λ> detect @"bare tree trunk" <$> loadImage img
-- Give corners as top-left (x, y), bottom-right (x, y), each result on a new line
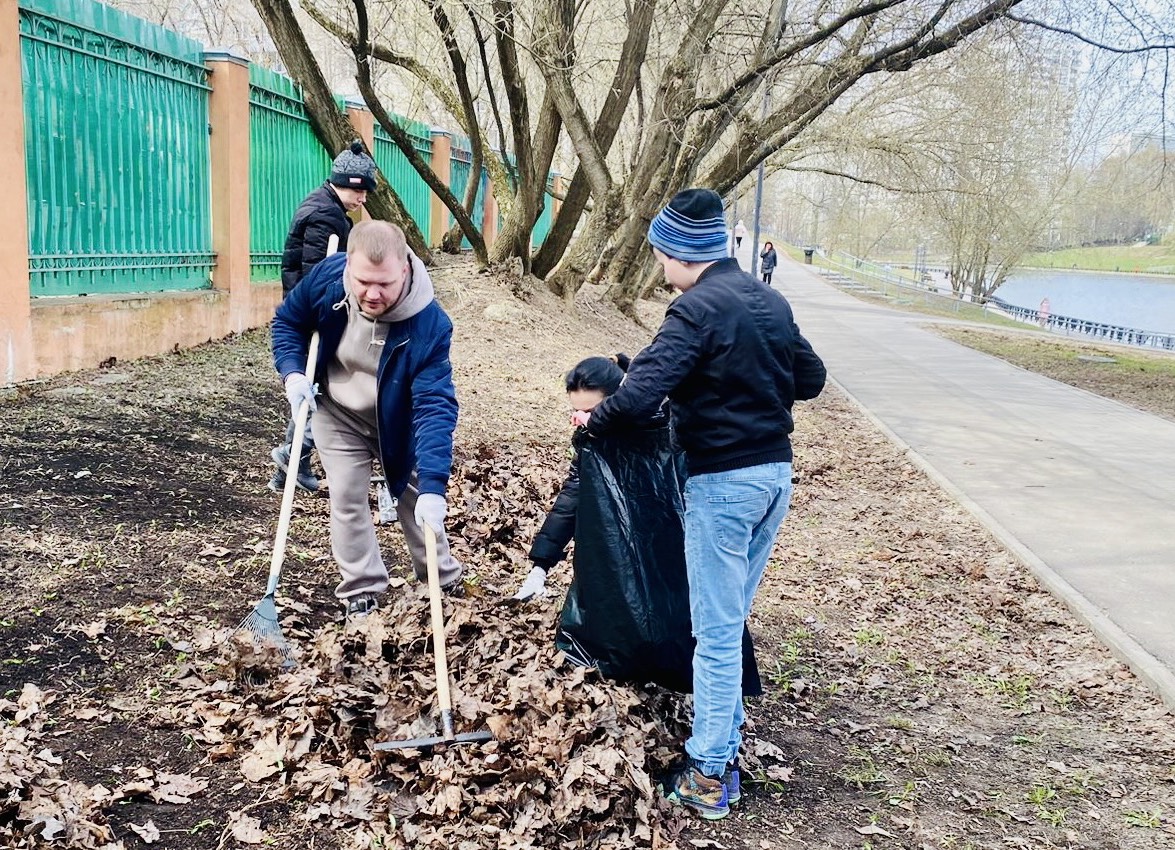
top-left (250, 0), bottom-right (432, 261)
top-left (531, 0), bottom-right (657, 278)
top-left (351, 0), bottom-right (487, 263)
top-left (546, 188), bottom-right (626, 300)
top-left (605, 148), bottom-right (684, 309)
top-left (487, 0), bottom-right (538, 272)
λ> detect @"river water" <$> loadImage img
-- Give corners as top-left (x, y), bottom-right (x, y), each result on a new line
top-left (995, 269), bottom-right (1175, 334)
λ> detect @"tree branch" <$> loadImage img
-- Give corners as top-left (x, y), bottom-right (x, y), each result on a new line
top-left (303, 1), bottom-right (459, 114)
top-left (1005, 12), bottom-right (1175, 53)
top-left (459, 0), bottom-right (511, 160)
top-left (693, 0), bottom-right (907, 113)
top-left (250, 0), bottom-right (431, 260)
top-left (350, 0), bottom-right (487, 261)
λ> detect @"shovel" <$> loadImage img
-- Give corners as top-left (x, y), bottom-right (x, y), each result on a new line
top-left (374, 525), bottom-right (494, 751)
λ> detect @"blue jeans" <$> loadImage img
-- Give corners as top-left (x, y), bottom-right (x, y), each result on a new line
top-left (683, 462), bottom-right (793, 777)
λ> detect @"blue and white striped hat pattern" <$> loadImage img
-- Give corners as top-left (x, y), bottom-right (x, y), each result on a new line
top-left (647, 188), bottom-right (729, 262)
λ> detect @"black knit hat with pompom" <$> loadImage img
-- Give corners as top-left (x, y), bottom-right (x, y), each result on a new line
top-left (329, 140), bottom-right (377, 191)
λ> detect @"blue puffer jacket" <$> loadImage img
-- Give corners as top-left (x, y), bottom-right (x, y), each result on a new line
top-left (271, 252), bottom-right (458, 497)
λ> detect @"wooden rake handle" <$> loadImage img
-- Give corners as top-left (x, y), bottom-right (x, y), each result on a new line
top-left (424, 524), bottom-right (457, 740)
top-left (265, 331), bottom-right (320, 597)
top-left (263, 234), bottom-right (337, 597)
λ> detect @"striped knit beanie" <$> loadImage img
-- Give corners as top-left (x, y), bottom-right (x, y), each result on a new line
top-left (647, 188), bottom-right (729, 262)
top-left (330, 141), bottom-right (377, 191)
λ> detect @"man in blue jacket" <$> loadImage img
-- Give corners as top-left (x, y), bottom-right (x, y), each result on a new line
top-left (577, 189), bottom-right (826, 820)
top-left (271, 220), bottom-right (462, 616)
top-left (269, 140), bottom-right (376, 494)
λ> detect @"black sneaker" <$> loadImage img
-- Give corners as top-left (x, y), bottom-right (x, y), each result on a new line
top-left (270, 446), bottom-right (319, 493)
top-left (345, 594), bottom-right (379, 618)
top-left (441, 578), bottom-right (466, 598)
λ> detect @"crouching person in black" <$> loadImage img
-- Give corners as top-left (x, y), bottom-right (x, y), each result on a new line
top-left (511, 354), bottom-right (637, 600)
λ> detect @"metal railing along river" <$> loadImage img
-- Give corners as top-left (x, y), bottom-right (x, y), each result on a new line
top-left (810, 253), bottom-right (1175, 352)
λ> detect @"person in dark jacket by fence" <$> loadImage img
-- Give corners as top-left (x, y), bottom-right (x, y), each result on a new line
top-left (271, 220), bottom-right (463, 617)
top-left (575, 188), bottom-right (826, 820)
top-left (511, 354), bottom-right (638, 600)
top-left (269, 141), bottom-right (376, 494)
top-left (759, 241), bottom-right (778, 285)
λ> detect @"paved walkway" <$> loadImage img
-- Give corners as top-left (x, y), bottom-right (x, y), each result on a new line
top-left (762, 253), bottom-right (1175, 708)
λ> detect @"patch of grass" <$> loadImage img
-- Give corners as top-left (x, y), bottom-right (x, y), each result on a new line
top-left (1063, 770), bottom-right (1095, 797)
top-left (969, 672), bottom-right (1036, 709)
top-left (1123, 808), bottom-right (1163, 828)
top-left (884, 715), bottom-right (913, 731)
top-left (1037, 805), bottom-right (1067, 827)
top-left (1021, 244), bottom-right (1175, 275)
top-left (838, 747), bottom-right (887, 789)
top-left (854, 627), bottom-right (885, 647)
top-left (886, 779), bottom-right (919, 806)
top-left (921, 748), bottom-right (952, 768)
top-left (1026, 784), bottom-right (1067, 826)
top-left (1026, 785), bottom-right (1057, 806)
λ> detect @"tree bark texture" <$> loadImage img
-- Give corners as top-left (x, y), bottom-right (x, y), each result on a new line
top-left (531, 0), bottom-right (656, 279)
top-left (249, 0), bottom-right (431, 262)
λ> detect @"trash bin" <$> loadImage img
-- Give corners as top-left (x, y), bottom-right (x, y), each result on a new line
top-left (803, 247), bottom-right (814, 264)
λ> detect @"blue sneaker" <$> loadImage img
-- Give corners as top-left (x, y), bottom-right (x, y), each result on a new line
top-left (723, 759), bottom-right (741, 805)
top-left (659, 759), bottom-right (729, 820)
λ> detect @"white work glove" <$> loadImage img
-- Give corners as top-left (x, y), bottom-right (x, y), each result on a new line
top-left (511, 565), bottom-right (548, 601)
top-left (284, 372), bottom-right (317, 416)
top-left (414, 492), bottom-right (447, 533)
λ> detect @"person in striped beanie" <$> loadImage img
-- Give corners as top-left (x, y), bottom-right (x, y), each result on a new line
top-left (576, 187), bottom-right (827, 819)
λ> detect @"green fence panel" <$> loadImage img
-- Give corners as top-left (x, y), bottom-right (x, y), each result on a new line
top-left (449, 144), bottom-right (486, 249)
top-left (374, 119), bottom-right (432, 244)
top-left (248, 65), bottom-right (333, 281)
top-left (19, 0), bottom-right (214, 296)
top-left (531, 174), bottom-right (556, 249)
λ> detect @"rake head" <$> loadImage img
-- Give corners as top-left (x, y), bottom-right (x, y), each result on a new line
top-left (234, 593), bottom-right (294, 666)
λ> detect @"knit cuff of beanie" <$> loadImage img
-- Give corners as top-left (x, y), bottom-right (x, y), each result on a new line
top-left (647, 204), bottom-right (728, 262)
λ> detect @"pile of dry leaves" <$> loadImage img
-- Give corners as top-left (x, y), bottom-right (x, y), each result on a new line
top-left (4, 440), bottom-right (796, 849)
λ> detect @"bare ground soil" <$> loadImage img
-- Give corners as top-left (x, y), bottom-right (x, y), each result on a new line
top-left (2, 259), bottom-right (1174, 849)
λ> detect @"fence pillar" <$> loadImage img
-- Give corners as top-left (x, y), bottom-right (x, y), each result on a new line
top-left (345, 101), bottom-right (374, 223)
top-left (551, 173), bottom-right (563, 218)
top-left (429, 130), bottom-right (452, 248)
top-left (483, 188), bottom-right (498, 250)
top-left (0, 0), bottom-right (32, 383)
top-left (345, 101), bottom-right (374, 152)
top-left (205, 50), bottom-right (252, 332)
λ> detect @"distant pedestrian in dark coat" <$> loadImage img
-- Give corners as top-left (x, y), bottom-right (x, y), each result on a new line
top-left (759, 242), bottom-right (778, 285)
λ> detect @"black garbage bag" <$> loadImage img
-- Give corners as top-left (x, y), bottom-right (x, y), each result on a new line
top-left (556, 426), bottom-right (762, 696)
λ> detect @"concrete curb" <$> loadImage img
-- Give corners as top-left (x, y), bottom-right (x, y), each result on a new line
top-left (828, 374), bottom-right (1175, 711)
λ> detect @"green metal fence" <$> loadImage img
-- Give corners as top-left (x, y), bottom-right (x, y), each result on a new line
top-left (448, 142), bottom-right (488, 248)
top-left (19, 0), bottom-right (214, 297)
top-left (374, 119), bottom-right (433, 244)
top-left (532, 174), bottom-right (556, 248)
top-left (248, 65), bottom-right (333, 282)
